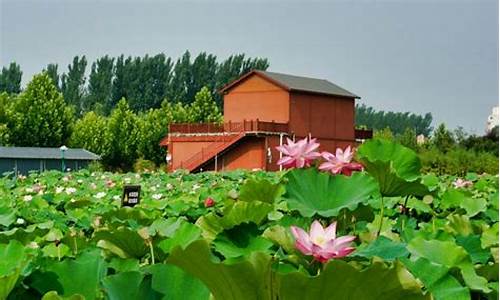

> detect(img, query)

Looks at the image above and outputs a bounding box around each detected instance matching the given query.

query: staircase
[178,132,246,172]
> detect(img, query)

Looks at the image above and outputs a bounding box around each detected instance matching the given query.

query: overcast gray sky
[1,0,498,133]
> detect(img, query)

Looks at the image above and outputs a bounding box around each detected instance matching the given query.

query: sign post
[122,185,141,207]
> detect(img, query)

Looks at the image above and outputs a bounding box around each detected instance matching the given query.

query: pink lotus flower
[204,197,215,208]
[453,178,473,188]
[319,146,363,176]
[276,137,321,169]
[290,220,356,263]
[106,179,116,188]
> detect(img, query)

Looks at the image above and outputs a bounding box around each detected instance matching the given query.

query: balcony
[169,120,289,135]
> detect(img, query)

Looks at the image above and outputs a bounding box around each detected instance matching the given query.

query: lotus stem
[149,241,155,265]
[73,236,78,255]
[376,197,384,237]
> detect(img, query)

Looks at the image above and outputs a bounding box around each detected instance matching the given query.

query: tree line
[0,51,269,115]
[355,104,433,137]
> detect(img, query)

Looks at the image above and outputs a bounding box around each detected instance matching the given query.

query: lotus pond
[0,139,498,300]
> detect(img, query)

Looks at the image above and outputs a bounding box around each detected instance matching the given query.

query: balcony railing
[169,120,289,134]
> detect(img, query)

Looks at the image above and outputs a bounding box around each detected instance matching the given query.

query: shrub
[133,158,156,173]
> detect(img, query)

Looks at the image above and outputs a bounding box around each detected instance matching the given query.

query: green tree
[112,54,173,112]
[189,87,223,123]
[137,108,169,165]
[68,111,109,157]
[86,56,115,113]
[61,56,87,113]
[432,123,455,152]
[0,92,12,145]
[7,73,73,147]
[355,104,433,137]
[103,99,139,169]
[397,127,417,150]
[44,63,60,90]
[0,62,22,94]
[373,127,394,140]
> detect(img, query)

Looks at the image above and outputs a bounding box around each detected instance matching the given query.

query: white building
[486,106,499,133]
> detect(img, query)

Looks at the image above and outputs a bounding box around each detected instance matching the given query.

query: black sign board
[122,185,141,207]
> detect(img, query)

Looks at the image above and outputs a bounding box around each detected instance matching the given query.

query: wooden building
[160,70,371,172]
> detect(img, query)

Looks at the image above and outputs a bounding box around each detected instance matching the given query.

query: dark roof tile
[0,147,101,160]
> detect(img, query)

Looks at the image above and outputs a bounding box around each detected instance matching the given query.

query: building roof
[220,70,360,99]
[0,147,101,160]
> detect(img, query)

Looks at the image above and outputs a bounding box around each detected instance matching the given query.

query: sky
[0,0,498,134]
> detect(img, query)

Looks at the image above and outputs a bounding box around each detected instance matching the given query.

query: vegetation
[0,54,496,173]
[0,140,497,299]
[374,123,499,176]
[356,104,433,136]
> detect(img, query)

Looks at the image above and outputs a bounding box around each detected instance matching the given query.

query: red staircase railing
[171,120,289,172]
[179,132,246,171]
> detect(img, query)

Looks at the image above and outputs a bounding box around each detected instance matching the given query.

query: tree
[189,87,223,123]
[111,54,173,113]
[397,127,417,150]
[44,63,60,90]
[355,104,433,137]
[137,108,169,165]
[0,92,13,145]
[7,73,73,147]
[0,62,22,94]
[86,56,115,113]
[432,123,455,152]
[61,56,87,113]
[373,127,394,140]
[102,99,139,169]
[68,111,109,157]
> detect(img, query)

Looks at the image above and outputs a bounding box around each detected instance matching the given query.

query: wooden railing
[169,120,289,134]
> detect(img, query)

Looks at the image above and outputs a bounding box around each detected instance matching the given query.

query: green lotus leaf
[356,139,429,197]
[0,206,15,227]
[0,240,30,300]
[167,239,273,300]
[42,243,71,259]
[408,237,490,293]
[445,215,473,236]
[239,178,284,204]
[148,218,184,238]
[143,264,210,300]
[481,223,499,249]
[108,258,141,273]
[158,221,201,254]
[196,201,273,241]
[213,223,273,259]
[440,190,487,217]
[283,168,380,217]
[93,226,148,258]
[402,257,470,300]
[278,260,428,300]
[0,224,50,244]
[456,235,491,264]
[353,236,409,261]
[30,249,106,300]
[102,271,159,300]
[262,225,296,253]
[41,291,85,300]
